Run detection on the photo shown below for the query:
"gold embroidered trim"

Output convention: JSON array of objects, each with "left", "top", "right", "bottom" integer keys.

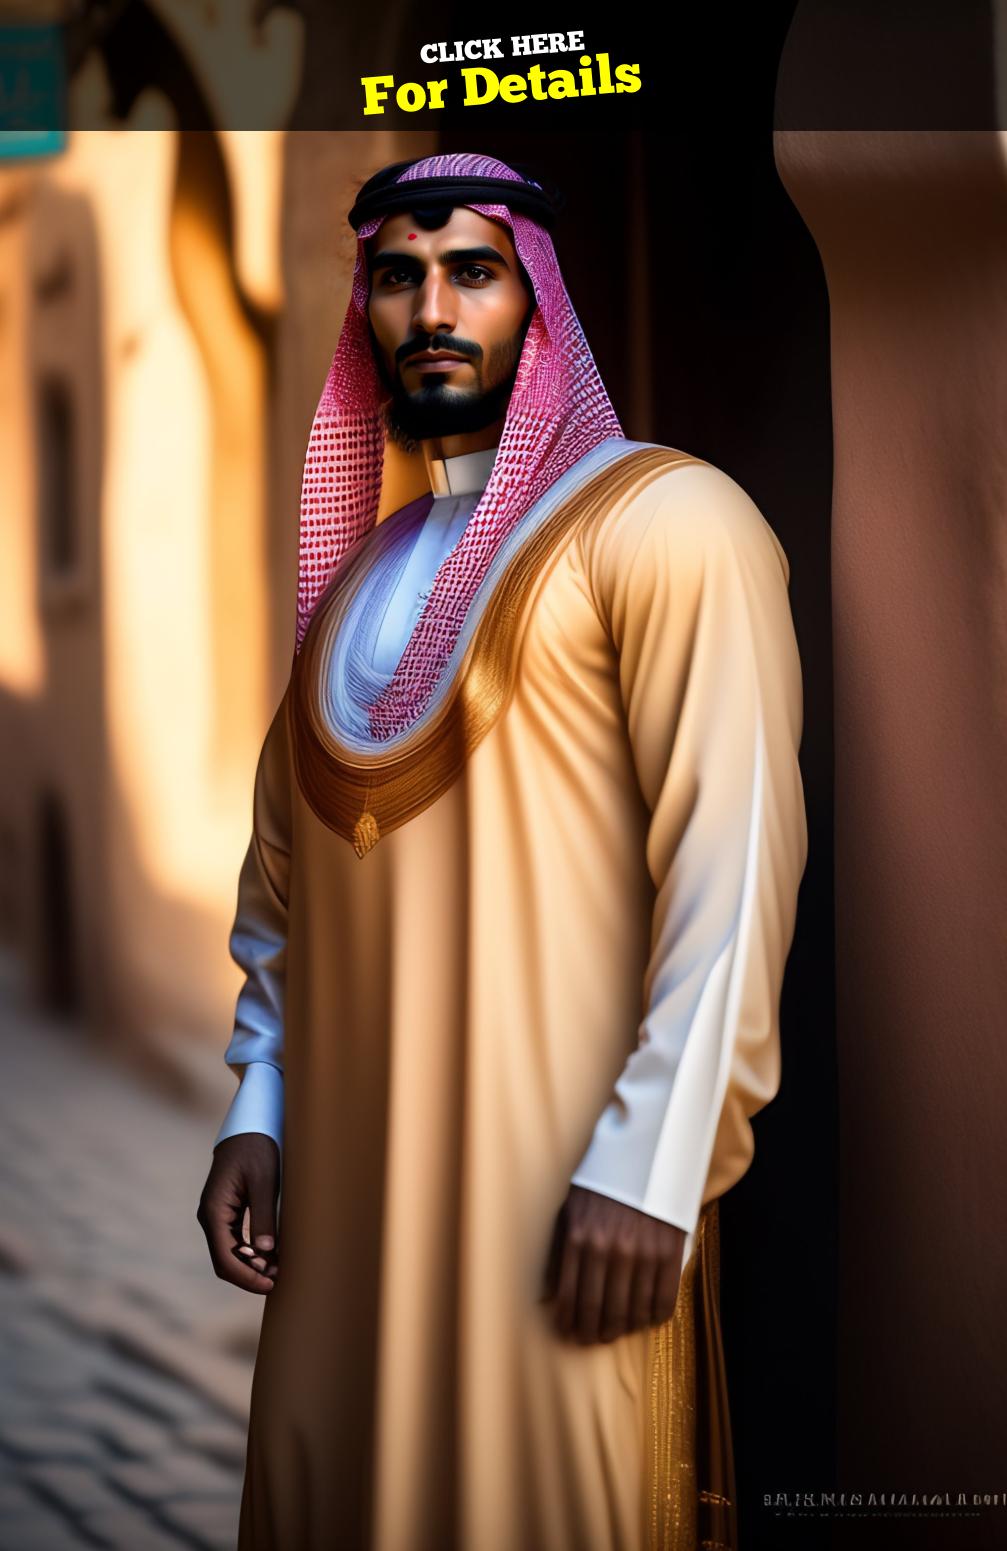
[
  {"left": 648, "top": 1210, "right": 699, "bottom": 1550},
  {"left": 352, "top": 811, "right": 379, "bottom": 858},
  {"left": 646, "top": 1201, "right": 738, "bottom": 1551},
  {"left": 290, "top": 447, "right": 700, "bottom": 850}
]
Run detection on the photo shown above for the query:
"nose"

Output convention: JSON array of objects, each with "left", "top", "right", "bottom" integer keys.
[{"left": 411, "top": 270, "right": 457, "bottom": 338}]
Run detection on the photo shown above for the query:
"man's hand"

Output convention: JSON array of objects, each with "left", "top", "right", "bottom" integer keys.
[
  {"left": 197, "top": 1134, "right": 280, "bottom": 1295},
  {"left": 540, "top": 1184, "right": 684, "bottom": 1344}
]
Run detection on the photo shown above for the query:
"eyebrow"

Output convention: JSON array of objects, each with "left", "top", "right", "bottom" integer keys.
[{"left": 370, "top": 244, "right": 512, "bottom": 272}]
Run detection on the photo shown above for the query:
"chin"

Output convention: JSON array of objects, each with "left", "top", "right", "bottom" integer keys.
[{"left": 391, "top": 383, "right": 503, "bottom": 442}]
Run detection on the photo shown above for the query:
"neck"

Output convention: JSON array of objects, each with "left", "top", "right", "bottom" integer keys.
[{"left": 420, "top": 416, "right": 506, "bottom": 483}]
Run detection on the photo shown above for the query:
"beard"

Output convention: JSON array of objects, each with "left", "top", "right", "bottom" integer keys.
[
  {"left": 377, "top": 325, "right": 529, "bottom": 453},
  {"left": 382, "top": 371, "right": 518, "bottom": 450}
]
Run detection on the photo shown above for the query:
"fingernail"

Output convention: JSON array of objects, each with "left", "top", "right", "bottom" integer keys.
[
  {"left": 236, "top": 1245, "right": 255, "bottom": 1256},
  {"left": 253, "top": 1236, "right": 274, "bottom": 1251}
]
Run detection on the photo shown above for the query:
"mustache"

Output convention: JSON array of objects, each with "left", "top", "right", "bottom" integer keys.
[{"left": 395, "top": 334, "right": 483, "bottom": 366}]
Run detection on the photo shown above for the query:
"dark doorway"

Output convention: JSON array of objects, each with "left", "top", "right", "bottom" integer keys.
[{"left": 38, "top": 789, "right": 79, "bottom": 1019}]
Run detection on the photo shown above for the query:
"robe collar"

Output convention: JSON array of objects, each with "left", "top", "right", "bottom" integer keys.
[{"left": 427, "top": 444, "right": 499, "bottom": 499}]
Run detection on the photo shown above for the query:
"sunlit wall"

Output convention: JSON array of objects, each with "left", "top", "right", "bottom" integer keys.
[{"left": 0, "top": 123, "right": 433, "bottom": 1076}]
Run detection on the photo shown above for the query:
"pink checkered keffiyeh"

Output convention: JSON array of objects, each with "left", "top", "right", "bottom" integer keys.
[{"left": 295, "top": 152, "right": 624, "bottom": 740}]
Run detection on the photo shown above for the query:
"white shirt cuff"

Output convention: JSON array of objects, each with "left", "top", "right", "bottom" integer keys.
[{"left": 213, "top": 1060, "right": 284, "bottom": 1153}]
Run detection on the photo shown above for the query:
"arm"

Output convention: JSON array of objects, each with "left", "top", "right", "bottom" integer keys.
[
  {"left": 546, "top": 460, "right": 807, "bottom": 1342},
  {"left": 198, "top": 692, "right": 293, "bottom": 1296},
  {"left": 212, "top": 691, "right": 293, "bottom": 1155},
  {"left": 568, "top": 459, "right": 808, "bottom": 1236}
]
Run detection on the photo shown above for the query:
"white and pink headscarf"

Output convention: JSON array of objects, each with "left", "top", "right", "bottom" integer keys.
[{"left": 296, "top": 151, "right": 624, "bottom": 741}]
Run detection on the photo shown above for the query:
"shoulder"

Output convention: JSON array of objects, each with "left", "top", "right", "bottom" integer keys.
[{"left": 582, "top": 449, "right": 792, "bottom": 598}]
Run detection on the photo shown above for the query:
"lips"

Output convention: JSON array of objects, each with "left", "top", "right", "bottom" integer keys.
[{"left": 406, "top": 351, "right": 471, "bottom": 366}]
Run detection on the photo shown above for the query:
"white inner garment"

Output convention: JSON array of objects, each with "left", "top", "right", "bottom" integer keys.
[{"left": 370, "top": 444, "right": 499, "bottom": 676}]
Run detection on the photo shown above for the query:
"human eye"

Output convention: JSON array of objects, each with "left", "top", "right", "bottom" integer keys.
[
  {"left": 377, "top": 265, "right": 417, "bottom": 288},
  {"left": 455, "top": 265, "right": 494, "bottom": 286}
]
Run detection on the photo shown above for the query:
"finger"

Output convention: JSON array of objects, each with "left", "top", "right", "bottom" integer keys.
[
  {"left": 540, "top": 1204, "right": 567, "bottom": 1302},
  {"left": 600, "top": 1245, "right": 634, "bottom": 1342},
  {"left": 238, "top": 1247, "right": 277, "bottom": 1276},
  {"left": 553, "top": 1236, "right": 582, "bottom": 1339},
  {"left": 652, "top": 1253, "right": 682, "bottom": 1326},
  {"left": 248, "top": 1169, "right": 279, "bottom": 1259},
  {"left": 222, "top": 1225, "right": 276, "bottom": 1293},
  {"left": 204, "top": 1188, "right": 276, "bottom": 1295},
  {"left": 573, "top": 1240, "right": 608, "bottom": 1345},
  {"left": 629, "top": 1256, "right": 658, "bottom": 1332}
]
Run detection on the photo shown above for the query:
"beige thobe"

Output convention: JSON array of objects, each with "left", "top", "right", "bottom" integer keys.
[{"left": 226, "top": 445, "right": 808, "bottom": 1551}]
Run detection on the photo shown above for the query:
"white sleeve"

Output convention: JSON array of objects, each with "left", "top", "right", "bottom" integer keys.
[
  {"left": 569, "top": 462, "right": 808, "bottom": 1234},
  {"left": 212, "top": 694, "right": 292, "bottom": 1155}
]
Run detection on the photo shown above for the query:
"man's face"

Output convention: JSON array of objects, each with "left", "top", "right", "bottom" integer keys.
[{"left": 366, "top": 206, "right": 534, "bottom": 446}]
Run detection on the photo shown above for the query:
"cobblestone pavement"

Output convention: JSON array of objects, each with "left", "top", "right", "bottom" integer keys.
[{"left": 0, "top": 961, "right": 262, "bottom": 1551}]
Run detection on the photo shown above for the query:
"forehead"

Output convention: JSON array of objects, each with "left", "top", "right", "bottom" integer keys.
[{"left": 367, "top": 206, "right": 516, "bottom": 260}]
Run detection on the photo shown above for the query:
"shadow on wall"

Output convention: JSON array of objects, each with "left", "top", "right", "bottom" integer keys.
[{"left": 776, "top": 5, "right": 1006, "bottom": 1550}]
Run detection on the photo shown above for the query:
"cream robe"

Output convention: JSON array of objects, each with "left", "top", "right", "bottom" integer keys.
[{"left": 228, "top": 448, "right": 808, "bottom": 1551}]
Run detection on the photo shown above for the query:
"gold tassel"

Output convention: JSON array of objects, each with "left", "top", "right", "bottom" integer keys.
[
  {"left": 352, "top": 810, "right": 380, "bottom": 858},
  {"left": 646, "top": 1202, "right": 737, "bottom": 1550},
  {"left": 647, "top": 1215, "right": 699, "bottom": 1550}
]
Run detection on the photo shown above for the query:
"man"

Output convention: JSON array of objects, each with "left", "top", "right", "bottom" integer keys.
[{"left": 197, "top": 152, "right": 808, "bottom": 1551}]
